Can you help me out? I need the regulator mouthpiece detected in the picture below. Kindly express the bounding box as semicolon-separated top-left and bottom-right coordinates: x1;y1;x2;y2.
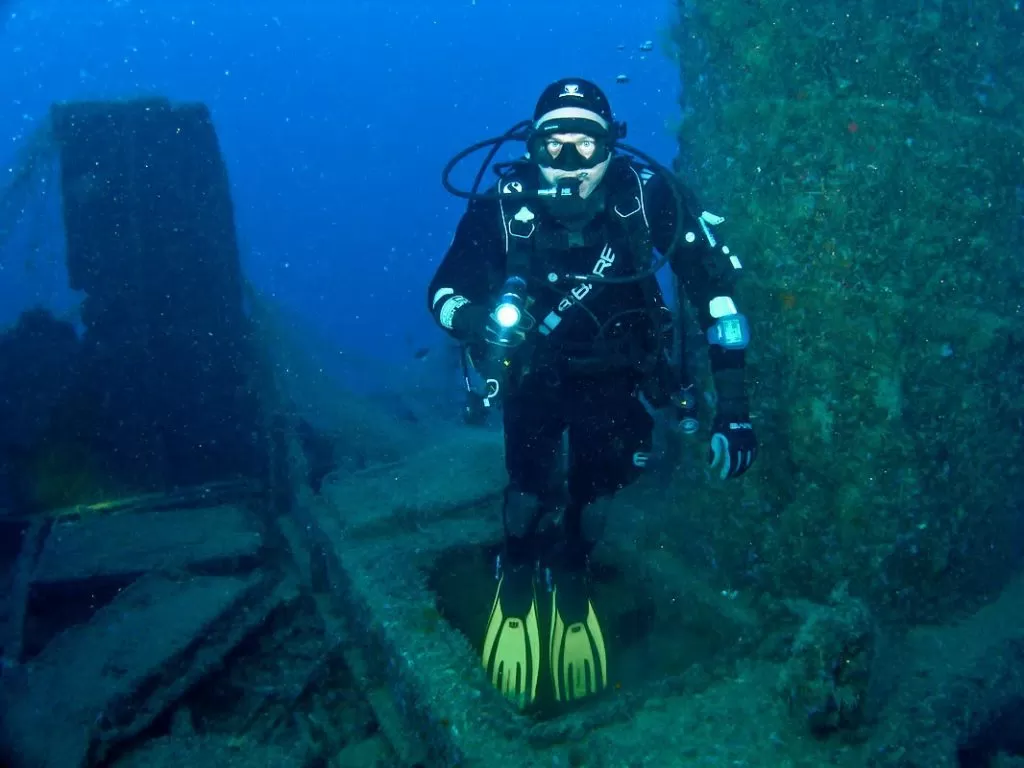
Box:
539;177;583;199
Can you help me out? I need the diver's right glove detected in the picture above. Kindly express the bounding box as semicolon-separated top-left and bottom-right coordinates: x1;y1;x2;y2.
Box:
451;303;528;347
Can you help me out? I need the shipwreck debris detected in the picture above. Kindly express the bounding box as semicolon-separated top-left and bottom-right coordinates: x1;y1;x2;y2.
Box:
0;570;295;767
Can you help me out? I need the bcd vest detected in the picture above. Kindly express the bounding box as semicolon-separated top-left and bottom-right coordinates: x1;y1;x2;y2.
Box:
494;157;671;372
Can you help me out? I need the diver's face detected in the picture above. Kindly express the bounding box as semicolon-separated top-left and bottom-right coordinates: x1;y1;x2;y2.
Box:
538;132;611;199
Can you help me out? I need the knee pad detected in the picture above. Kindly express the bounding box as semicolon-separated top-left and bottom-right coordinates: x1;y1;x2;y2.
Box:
503;488;546;540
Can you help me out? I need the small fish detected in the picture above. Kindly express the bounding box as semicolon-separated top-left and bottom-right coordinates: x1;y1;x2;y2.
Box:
413;347;431;360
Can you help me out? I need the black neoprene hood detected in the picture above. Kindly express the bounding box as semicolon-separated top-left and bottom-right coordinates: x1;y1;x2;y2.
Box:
532;78;614;128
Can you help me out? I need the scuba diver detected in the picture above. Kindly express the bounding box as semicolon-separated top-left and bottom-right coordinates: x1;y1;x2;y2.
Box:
427;78;758;710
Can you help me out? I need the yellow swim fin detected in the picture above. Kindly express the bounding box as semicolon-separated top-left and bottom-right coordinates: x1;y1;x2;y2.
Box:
549;570;607;702
481;563;541;709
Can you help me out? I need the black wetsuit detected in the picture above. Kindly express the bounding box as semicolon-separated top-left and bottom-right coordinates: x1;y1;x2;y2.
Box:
427;157;744;571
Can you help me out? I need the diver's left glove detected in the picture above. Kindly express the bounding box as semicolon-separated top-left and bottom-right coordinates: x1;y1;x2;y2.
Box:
708;368;758;479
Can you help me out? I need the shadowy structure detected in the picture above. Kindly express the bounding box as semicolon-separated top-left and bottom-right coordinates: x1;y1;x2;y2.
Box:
0;98;267;515
53;98;265;493
0;309;81;511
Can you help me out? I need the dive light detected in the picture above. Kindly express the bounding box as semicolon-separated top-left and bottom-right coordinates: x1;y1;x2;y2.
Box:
494;276;527;333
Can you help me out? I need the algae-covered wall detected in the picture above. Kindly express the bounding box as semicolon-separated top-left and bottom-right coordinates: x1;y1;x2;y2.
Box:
669;0;1024;620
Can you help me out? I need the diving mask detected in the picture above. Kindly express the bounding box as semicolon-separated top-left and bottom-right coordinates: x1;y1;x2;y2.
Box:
528;117;612;172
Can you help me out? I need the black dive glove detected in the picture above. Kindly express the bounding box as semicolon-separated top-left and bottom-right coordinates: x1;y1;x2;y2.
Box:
709;368;757;479
451;303;528;347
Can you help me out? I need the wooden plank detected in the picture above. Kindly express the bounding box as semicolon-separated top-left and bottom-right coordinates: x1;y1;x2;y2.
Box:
91;576;297;764
47;479;261;524
0;572;288;768
275;507;429;765
102;733;302;768
33;504;264;585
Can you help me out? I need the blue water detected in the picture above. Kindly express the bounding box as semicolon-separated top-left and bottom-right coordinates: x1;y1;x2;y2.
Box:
0;0;679;371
